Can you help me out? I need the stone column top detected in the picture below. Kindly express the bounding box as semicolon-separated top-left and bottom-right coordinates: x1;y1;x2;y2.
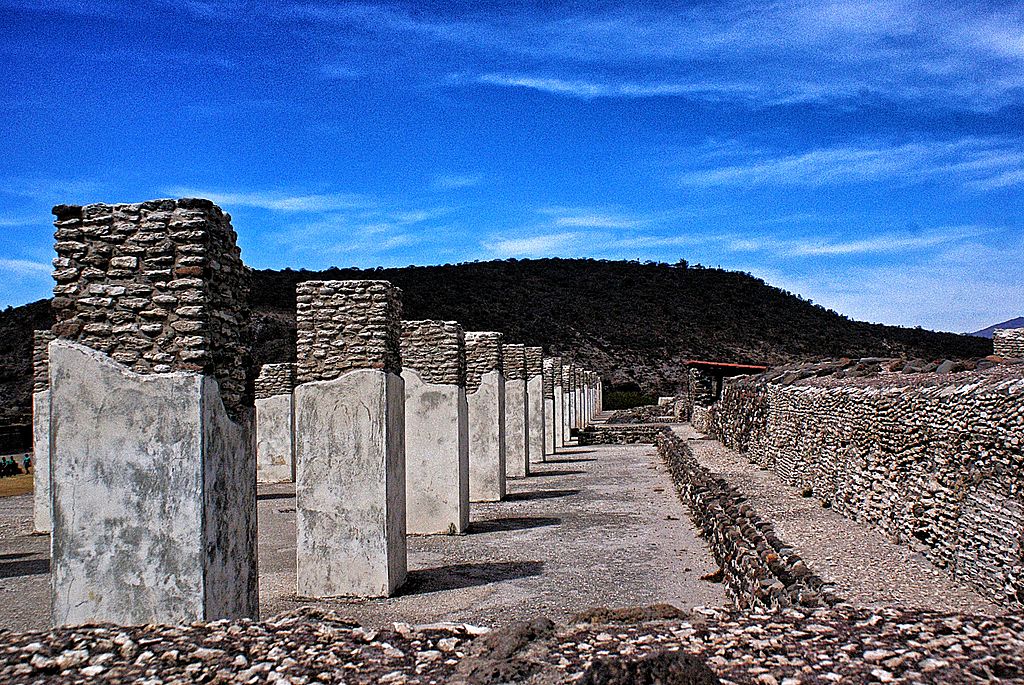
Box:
33;330;55;394
465;332;503;393
561;364;574;388
295;280;403;383
542;358;556;399
255;363;296;400
401;320;466;386
549;356;563;385
525;347;543;379
501;343;526;381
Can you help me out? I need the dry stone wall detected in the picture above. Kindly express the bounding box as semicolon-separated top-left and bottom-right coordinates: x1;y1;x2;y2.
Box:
995;328;1024;358
32;331;55;394
701;366;1024;606
49;199;251;417
542;358;556;399
295;280;402;383
501;343;526;380
400;320;466;386
254;363;296;400
464;332;503;393
525;347;543;380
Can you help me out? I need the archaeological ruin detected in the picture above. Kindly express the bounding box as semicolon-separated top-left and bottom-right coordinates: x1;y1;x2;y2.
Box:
6;195;1022;684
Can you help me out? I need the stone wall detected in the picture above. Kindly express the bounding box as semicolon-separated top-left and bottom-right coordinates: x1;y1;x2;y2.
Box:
542;359;556;399
254;363;296;400
400;320;466;386
50;199;251;418
525;347;543;381
295;280;402;383
578;424;668;445
465;332;503;393
701;366;1024;606
995;328;1024;358
33;330;55;393
656;429;837;610
501;343;526;380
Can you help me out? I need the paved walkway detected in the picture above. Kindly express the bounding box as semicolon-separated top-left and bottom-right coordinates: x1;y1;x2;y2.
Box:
677;424;1001;613
0;440;726;632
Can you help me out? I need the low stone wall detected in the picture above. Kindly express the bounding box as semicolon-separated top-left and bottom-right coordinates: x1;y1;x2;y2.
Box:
254;363;295;400
701;366;1024;607
656;429;837;610
994;328;1024;358
577;424;669;445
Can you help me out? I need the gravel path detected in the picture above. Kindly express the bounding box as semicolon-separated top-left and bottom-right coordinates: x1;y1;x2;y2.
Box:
675;424;1001;613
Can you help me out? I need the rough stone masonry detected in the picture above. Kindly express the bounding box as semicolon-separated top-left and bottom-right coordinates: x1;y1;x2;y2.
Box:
465;332;506;502
31;330;54;534
699;364;1024;608
47;199;258;626
526;346;545;463
994;327;1024;358
293;280;407;598
400;319;470;536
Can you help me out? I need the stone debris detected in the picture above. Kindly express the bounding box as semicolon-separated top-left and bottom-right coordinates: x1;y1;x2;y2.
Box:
2;606;1023;684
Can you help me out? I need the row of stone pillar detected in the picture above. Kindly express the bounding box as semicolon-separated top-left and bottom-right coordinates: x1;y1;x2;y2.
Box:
31;198;604;626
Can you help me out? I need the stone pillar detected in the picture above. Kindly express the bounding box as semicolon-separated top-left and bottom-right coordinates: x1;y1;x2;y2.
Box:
466;332;505;502
575;369;585;428
401;320;469;535
32;331;54;534
597;376;603;413
561;364;573;444
502;343;529;478
550;356;564;449
48;199;257;626
294;280;406;598
255;363;296;483
525;347;545;464
542;358;557;457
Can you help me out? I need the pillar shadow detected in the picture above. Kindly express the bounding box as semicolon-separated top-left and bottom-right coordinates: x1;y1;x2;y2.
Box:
257;492;296;502
544;457;596;464
504;489;581;502
399;561;544;595
529;469;586;477
0;556;49;579
468;516;562;534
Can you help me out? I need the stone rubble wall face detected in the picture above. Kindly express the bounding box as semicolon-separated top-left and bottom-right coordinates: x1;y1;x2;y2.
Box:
295;280;402;384
501;344;526;381
702;370;1024;607
33;330;55;394
464;332;503;393
50;199;251;417
254;363;296;400
994;329;1024;358
657;429;837;611
400;320;466;386
525;347;543;380
578;424;668;445
542;359;557;399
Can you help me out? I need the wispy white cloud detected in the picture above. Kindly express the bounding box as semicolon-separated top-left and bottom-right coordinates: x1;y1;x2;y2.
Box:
0;258;51;277
476;74;759;101
484;231;587;257
433;174;481;190
162;187;376;212
678;138;1024;190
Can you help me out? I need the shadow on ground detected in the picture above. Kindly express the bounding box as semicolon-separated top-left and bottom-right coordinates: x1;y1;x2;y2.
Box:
469;517;562;534
0;556;49;579
399;561;545;595
504;489;581;502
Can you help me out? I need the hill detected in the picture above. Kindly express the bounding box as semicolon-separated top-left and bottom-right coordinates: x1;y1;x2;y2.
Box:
970;317;1024;339
0;258;991;437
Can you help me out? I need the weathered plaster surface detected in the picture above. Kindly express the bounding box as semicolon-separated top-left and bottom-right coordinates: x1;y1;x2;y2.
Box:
467;370;506;502
32;391;50;534
527;375;545;463
553;383;565;449
295;369;407;598
402;369;469;535
504;378;530;478
256;394;295;483
49;340;257;626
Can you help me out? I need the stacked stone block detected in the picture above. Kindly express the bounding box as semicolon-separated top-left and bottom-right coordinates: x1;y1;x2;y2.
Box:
32;331;54;534
561;363;574;442
994;328;1024;358
702;367;1024;607
525;347;545;463
51;199;251;419
255;363;296;484
401;320;469;535
550;357;565;449
502;343;530;478
465;332;506;502
294;280;406;598
542;358;558;455
47;198;257;626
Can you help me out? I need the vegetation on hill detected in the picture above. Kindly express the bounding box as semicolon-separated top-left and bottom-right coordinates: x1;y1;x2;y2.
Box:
0;258;991;434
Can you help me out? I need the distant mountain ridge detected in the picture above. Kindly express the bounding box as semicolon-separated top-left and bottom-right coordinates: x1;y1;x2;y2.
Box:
0;258;992;434
971;317;1024;339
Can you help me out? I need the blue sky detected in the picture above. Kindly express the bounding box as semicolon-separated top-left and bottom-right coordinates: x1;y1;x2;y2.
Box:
1;0;1021;333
